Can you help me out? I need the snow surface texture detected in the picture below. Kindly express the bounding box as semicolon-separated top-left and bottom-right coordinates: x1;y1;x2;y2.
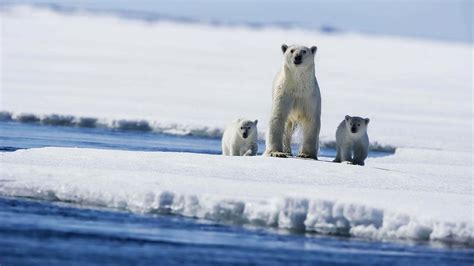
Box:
0;147;472;245
1;6;472;151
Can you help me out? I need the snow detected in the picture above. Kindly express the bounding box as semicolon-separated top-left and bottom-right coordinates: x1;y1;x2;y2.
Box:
0;147;472;244
1;6;472;151
0;6;472;245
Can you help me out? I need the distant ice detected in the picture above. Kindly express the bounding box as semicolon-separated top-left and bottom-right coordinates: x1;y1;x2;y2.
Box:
1;1;471;43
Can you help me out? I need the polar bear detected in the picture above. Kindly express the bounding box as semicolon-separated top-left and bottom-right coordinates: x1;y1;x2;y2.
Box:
334;115;370;166
222;119;258;156
264;44;321;159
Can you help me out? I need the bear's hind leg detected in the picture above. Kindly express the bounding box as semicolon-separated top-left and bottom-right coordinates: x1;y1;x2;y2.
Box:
243;149;253;156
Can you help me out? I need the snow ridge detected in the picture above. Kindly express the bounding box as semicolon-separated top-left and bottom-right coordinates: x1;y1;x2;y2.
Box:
0;111;223;138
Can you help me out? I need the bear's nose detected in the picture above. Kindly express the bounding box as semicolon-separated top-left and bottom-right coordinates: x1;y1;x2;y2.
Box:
295;55;302;61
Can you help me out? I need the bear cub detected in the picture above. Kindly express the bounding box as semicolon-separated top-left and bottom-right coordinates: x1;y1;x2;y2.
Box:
334;115;370;166
222;119;258;156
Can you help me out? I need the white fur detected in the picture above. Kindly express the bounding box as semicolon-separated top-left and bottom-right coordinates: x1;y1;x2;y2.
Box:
334;115;370;166
264;44;321;159
222;119;258;156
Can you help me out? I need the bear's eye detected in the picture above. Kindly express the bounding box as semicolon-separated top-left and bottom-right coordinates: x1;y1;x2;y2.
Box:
350;123;353;125
240;127;244;129
358;124;361;126
290;49;295;53
303;50;306;54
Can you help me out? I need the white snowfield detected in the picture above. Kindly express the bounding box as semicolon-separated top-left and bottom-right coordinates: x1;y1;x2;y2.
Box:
0;7;473;245
0;147;472;244
1;6;472;151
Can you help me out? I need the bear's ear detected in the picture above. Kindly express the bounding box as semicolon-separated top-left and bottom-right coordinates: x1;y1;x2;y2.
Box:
364;118;370;125
254;119;258;125
281;44;288;53
311;46;317;54
345;115;351;121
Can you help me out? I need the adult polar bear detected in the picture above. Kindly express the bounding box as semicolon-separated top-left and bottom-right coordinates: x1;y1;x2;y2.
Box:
264;44;321;159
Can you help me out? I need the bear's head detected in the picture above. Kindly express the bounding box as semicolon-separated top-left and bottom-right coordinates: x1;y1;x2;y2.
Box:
344;115;370;135
239;119;258;139
281;44;317;68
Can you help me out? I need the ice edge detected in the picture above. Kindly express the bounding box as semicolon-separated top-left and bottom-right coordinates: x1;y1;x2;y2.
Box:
0;111;396;152
0;188;471;246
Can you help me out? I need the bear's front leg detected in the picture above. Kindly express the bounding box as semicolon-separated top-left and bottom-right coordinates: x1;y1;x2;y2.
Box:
333;145;342;162
351;142;368;166
282;120;295;155
230;143;241;156
339;144;353;163
264;96;291;158
298;117;320;160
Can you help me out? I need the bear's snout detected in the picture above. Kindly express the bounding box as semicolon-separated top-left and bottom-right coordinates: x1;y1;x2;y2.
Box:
294;54;302;65
242;132;248;139
351;127;357;133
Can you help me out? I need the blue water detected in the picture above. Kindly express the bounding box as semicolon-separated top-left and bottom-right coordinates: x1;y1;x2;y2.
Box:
1;197;473;266
0;122;472;265
0;121;225;155
0;121;392;158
